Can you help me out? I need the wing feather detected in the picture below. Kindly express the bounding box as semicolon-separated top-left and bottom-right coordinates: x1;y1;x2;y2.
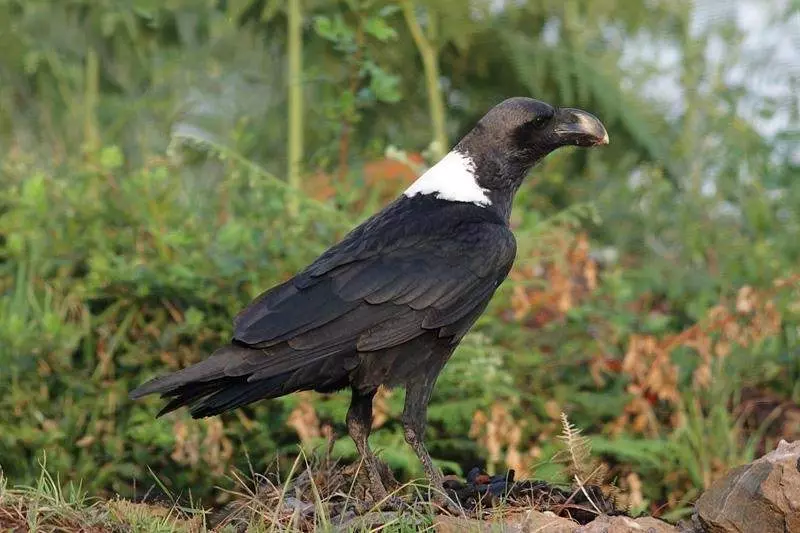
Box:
228;207;516;383
132;200;517;417
356;308;427;352
287;303;400;350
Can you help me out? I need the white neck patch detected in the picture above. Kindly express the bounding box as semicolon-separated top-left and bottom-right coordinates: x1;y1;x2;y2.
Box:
403;150;491;206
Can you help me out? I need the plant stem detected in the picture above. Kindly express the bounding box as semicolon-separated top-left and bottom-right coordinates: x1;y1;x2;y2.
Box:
401;1;447;160
287;0;304;216
83;48;99;156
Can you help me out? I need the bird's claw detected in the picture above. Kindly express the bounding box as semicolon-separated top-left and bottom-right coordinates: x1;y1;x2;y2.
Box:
433;493;466;516
355;493;407;514
380;495;409;512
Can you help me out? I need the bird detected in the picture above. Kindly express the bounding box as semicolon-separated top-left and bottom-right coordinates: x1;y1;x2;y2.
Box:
129;96;608;506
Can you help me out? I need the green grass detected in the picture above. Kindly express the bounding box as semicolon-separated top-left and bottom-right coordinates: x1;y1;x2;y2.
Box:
0;459;198;532
0;454;518;532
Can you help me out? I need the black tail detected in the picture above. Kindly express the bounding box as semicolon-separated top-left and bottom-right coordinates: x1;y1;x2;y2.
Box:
158;373;293;418
129;344;297;418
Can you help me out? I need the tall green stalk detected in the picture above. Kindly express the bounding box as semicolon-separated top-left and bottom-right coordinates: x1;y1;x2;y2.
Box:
401;1;447;160
83;48;99;155
287;0;304;216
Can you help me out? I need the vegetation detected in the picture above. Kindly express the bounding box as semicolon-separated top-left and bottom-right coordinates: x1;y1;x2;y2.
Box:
1;0;797;527
0;453;439;531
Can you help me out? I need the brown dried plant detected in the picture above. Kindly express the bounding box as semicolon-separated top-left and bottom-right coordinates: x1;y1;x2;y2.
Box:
614;275;798;436
287;393;322;446
554;413;608;488
470;402;541;477
510;232;598;327
171;417;233;476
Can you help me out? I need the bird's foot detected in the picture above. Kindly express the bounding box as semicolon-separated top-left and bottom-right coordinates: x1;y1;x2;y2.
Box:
412;480;466;516
431;490;466;516
374;494;409;512
358;473;408;513
353;489;408;514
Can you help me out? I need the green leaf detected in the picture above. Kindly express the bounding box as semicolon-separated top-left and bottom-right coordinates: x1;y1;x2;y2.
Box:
99;146;124;171
225;0;252;21
364;16;397;42
260;0;282;21
312;15;335;40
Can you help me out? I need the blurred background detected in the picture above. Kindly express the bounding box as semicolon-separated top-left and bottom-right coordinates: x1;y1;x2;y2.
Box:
0;0;797;521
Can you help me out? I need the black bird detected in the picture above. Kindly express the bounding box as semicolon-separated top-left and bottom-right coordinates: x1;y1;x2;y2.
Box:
130;97;608;504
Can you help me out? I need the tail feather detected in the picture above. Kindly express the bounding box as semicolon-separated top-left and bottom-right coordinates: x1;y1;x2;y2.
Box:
130;343;325;418
130;342;352;418
155;378;234;417
129;345;248;400
151;372;294;418
187;373;291;418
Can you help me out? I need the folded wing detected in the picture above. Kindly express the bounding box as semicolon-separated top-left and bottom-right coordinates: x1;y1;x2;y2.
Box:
130;205;516;417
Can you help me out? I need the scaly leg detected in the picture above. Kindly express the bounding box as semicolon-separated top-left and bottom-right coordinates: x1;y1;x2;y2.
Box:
346;387;395;506
402;364;463;514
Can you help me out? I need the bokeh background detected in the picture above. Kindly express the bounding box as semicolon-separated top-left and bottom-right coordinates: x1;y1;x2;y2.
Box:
1;0;798;521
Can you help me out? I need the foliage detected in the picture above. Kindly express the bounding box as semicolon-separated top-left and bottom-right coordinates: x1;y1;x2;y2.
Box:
1;0;798;522
0;455;434;532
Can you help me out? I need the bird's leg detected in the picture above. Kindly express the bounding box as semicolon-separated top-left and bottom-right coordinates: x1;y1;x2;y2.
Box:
402;370;462;514
346;387;397;507
402;376;441;487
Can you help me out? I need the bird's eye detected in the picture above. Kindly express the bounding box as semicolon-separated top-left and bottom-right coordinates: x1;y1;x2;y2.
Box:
530;113;551;129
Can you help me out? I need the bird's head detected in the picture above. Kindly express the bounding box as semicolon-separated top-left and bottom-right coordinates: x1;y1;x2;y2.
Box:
457;97;608;179
404;96;608;220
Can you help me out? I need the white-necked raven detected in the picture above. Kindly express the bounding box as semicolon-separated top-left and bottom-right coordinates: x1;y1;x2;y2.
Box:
130;97;608;504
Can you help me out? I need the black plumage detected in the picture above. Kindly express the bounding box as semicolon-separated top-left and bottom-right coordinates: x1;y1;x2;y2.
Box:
130;97;608;503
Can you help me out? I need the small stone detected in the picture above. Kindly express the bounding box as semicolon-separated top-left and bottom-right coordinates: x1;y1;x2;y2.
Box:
521;510;577;532
575;515;678;532
434;514;522;532
694;439;800;533
283;496;314;516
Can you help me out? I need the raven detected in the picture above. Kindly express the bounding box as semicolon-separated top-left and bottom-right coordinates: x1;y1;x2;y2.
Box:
130;97;608;504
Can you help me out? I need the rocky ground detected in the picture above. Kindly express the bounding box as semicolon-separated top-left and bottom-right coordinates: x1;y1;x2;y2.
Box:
207;440;800;532
2;440;797;531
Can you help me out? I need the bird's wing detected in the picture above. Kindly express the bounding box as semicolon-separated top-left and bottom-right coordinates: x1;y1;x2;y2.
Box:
127;206;516;411
228;214;516;379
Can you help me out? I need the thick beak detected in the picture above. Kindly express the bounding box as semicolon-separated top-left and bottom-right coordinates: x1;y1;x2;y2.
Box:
553;108;609;147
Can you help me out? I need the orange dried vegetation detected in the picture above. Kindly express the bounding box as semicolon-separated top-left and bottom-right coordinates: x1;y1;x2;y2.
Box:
287;392;322;445
470;402;543;477
510;231;598;328
171;417;233;475
305;153;425;204
371;386;393;429
614;276;797;436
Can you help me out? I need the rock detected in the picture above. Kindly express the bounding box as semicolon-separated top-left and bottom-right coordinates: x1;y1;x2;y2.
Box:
575;515;677;532
432;509;679;533
284;496;314;516
521;510;578;532
336;511;407;531
434;511;675;533
694;439;800;533
433;514;523;532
